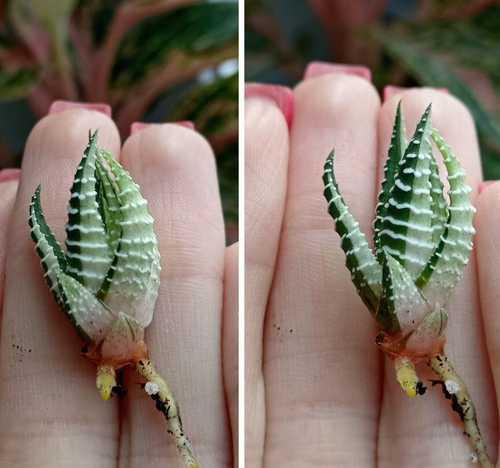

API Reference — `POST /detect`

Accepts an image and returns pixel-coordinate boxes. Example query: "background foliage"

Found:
[246,0,500,179]
[0,0,238,241]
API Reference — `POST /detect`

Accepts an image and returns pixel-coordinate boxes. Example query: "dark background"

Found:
[246,0,500,180]
[0,0,238,242]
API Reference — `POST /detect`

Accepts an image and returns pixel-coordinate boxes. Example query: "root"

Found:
[136,358,200,468]
[428,353,492,468]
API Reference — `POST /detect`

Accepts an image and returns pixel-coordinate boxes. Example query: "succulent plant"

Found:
[322,103,492,467]
[28,131,199,468]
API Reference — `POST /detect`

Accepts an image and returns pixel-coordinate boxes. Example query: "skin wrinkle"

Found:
[263,73,381,467]
[476,183,500,462]
[246,96,290,467]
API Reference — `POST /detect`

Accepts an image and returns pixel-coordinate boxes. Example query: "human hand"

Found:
[0,103,237,468]
[245,63,498,467]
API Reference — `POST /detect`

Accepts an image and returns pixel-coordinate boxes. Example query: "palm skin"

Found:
[246,67,499,467]
[0,107,237,468]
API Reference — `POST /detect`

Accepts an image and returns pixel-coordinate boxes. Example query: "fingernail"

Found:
[49,100,112,117]
[304,62,371,81]
[0,168,21,183]
[384,85,449,101]
[479,181,495,194]
[130,121,195,135]
[245,83,294,128]
[383,85,408,101]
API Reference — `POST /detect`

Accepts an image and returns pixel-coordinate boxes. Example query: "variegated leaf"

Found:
[378,252,430,334]
[66,131,113,293]
[378,104,435,279]
[57,271,117,343]
[323,150,381,313]
[97,150,161,328]
[29,186,67,306]
[417,128,475,304]
[428,155,448,245]
[30,186,113,342]
[374,101,407,260]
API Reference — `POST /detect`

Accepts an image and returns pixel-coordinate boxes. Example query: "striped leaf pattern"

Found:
[30,132,161,345]
[374,101,407,260]
[417,129,475,303]
[66,131,113,294]
[323,102,475,351]
[428,155,448,245]
[323,150,381,313]
[378,104,435,279]
[97,150,161,328]
[29,186,67,307]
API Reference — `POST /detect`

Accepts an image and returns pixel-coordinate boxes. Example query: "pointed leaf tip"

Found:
[378,104,435,279]
[323,150,382,313]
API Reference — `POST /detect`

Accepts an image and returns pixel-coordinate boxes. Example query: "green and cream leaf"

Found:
[65,131,113,294]
[96,150,161,328]
[323,151,382,313]
[29,186,67,305]
[417,128,475,304]
[374,101,407,260]
[378,104,435,279]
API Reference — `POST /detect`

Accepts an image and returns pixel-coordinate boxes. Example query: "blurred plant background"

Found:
[246,0,500,180]
[0,0,238,242]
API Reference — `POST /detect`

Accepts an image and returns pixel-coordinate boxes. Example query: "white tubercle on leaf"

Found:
[29,132,160,349]
[96,150,161,329]
[66,131,113,294]
[417,128,476,306]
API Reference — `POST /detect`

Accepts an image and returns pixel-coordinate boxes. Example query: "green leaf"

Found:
[323,150,381,313]
[378,252,430,335]
[428,155,448,245]
[374,101,407,261]
[29,185,67,303]
[378,105,435,279]
[417,129,475,305]
[57,271,116,343]
[0,67,38,99]
[65,131,113,294]
[96,150,161,328]
[111,2,238,87]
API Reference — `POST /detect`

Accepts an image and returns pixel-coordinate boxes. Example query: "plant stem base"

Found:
[428,353,492,468]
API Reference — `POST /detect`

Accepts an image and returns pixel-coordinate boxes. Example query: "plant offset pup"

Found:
[29,132,199,468]
[323,103,492,467]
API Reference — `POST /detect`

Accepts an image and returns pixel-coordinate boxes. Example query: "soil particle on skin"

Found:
[11,342,33,363]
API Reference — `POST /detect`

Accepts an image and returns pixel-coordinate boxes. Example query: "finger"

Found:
[0,172,20,318]
[475,181,500,463]
[263,66,382,466]
[377,89,497,467]
[244,86,291,466]
[0,107,121,467]
[223,242,239,465]
[118,124,231,468]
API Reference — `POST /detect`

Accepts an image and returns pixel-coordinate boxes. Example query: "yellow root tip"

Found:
[96,365,116,401]
[395,357,419,398]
